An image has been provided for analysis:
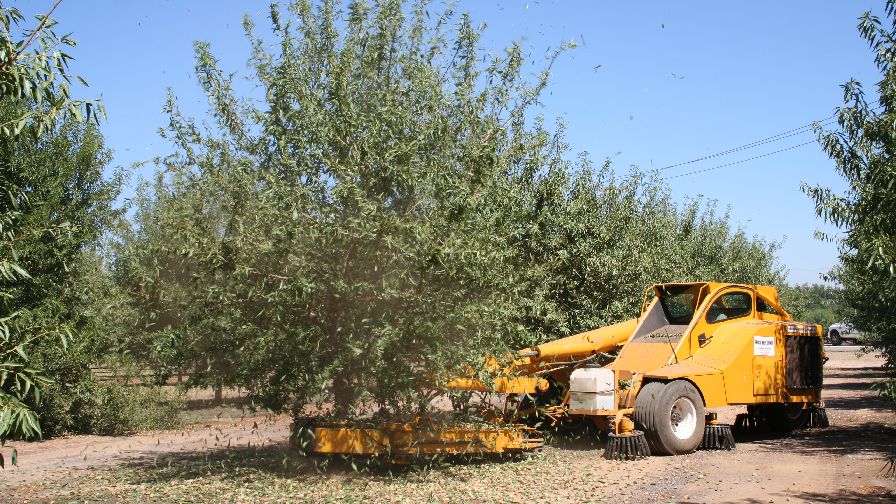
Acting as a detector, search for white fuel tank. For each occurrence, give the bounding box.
[568,367,615,412]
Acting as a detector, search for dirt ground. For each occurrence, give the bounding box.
[2,349,895,503]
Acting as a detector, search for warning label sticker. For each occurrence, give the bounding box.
[754,336,775,356]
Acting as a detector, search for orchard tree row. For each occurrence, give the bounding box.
[1,0,890,440]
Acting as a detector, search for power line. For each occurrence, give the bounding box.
[653,106,887,180]
[656,114,837,172]
[661,140,816,181]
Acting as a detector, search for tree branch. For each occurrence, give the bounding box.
[0,0,64,75]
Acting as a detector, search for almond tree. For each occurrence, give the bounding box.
[1,1,108,443]
[805,1,896,404]
[122,0,785,421]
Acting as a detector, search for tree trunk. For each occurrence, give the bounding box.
[332,369,356,418]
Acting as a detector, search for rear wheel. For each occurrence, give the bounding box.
[634,380,706,455]
[829,330,842,346]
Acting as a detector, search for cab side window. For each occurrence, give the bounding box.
[756,296,780,315]
[706,292,752,324]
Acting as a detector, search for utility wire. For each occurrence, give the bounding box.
[656,105,886,174]
[656,115,837,172]
[661,140,816,180]
[653,106,889,181]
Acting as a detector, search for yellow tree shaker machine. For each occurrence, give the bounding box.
[303,282,828,460]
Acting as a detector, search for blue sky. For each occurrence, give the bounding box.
[29,1,886,284]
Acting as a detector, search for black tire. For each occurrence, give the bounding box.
[829,330,842,346]
[633,381,665,453]
[765,403,809,432]
[634,380,706,455]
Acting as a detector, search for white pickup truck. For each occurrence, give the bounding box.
[827,322,863,346]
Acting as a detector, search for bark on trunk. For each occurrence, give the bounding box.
[332,369,356,417]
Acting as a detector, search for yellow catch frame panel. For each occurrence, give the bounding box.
[313,421,543,459]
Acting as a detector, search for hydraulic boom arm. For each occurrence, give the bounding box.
[446,319,637,394]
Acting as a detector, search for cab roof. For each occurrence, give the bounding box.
[652,282,782,305]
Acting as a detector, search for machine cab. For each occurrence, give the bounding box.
[610,282,789,372]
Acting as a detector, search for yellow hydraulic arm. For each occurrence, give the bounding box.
[446,319,637,394]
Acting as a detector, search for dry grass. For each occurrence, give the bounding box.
[11,438,672,504]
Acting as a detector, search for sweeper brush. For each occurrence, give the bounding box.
[733,412,769,434]
[603,431,650,460]
[700,423,735,450]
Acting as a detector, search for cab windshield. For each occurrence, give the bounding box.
[658,284,703,325]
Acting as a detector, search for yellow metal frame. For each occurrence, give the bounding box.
[312,419,543,460]
[445,319,636,395]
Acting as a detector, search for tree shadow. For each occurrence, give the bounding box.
[121,444,305,482]
[822,367,892,411]
[543,432,604,452]
[825,380,884,392]
[786,486,896,503]
[117,441,538,486]
[735,423,896,459]
[181,395,256,411]
[686,486,896,504]
[825,367,888,380]
[824,394,892,411]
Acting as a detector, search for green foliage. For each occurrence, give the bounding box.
[0,104,120,440]
[804,2,896,407]
[119,0,784,421]
[36,371,183,437]
[92,383,182,435]
[871,379,896,412]
[778,283,844,329]
[804,2,896,366]
[498,164,784,345]
[0,2,103,138]
[76,381,182,436]
[0,1,112,442]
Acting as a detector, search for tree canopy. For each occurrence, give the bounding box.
[117,0,786,421]
[0,1,112,441]
[805,1,896,373]
[0,2,102,137]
